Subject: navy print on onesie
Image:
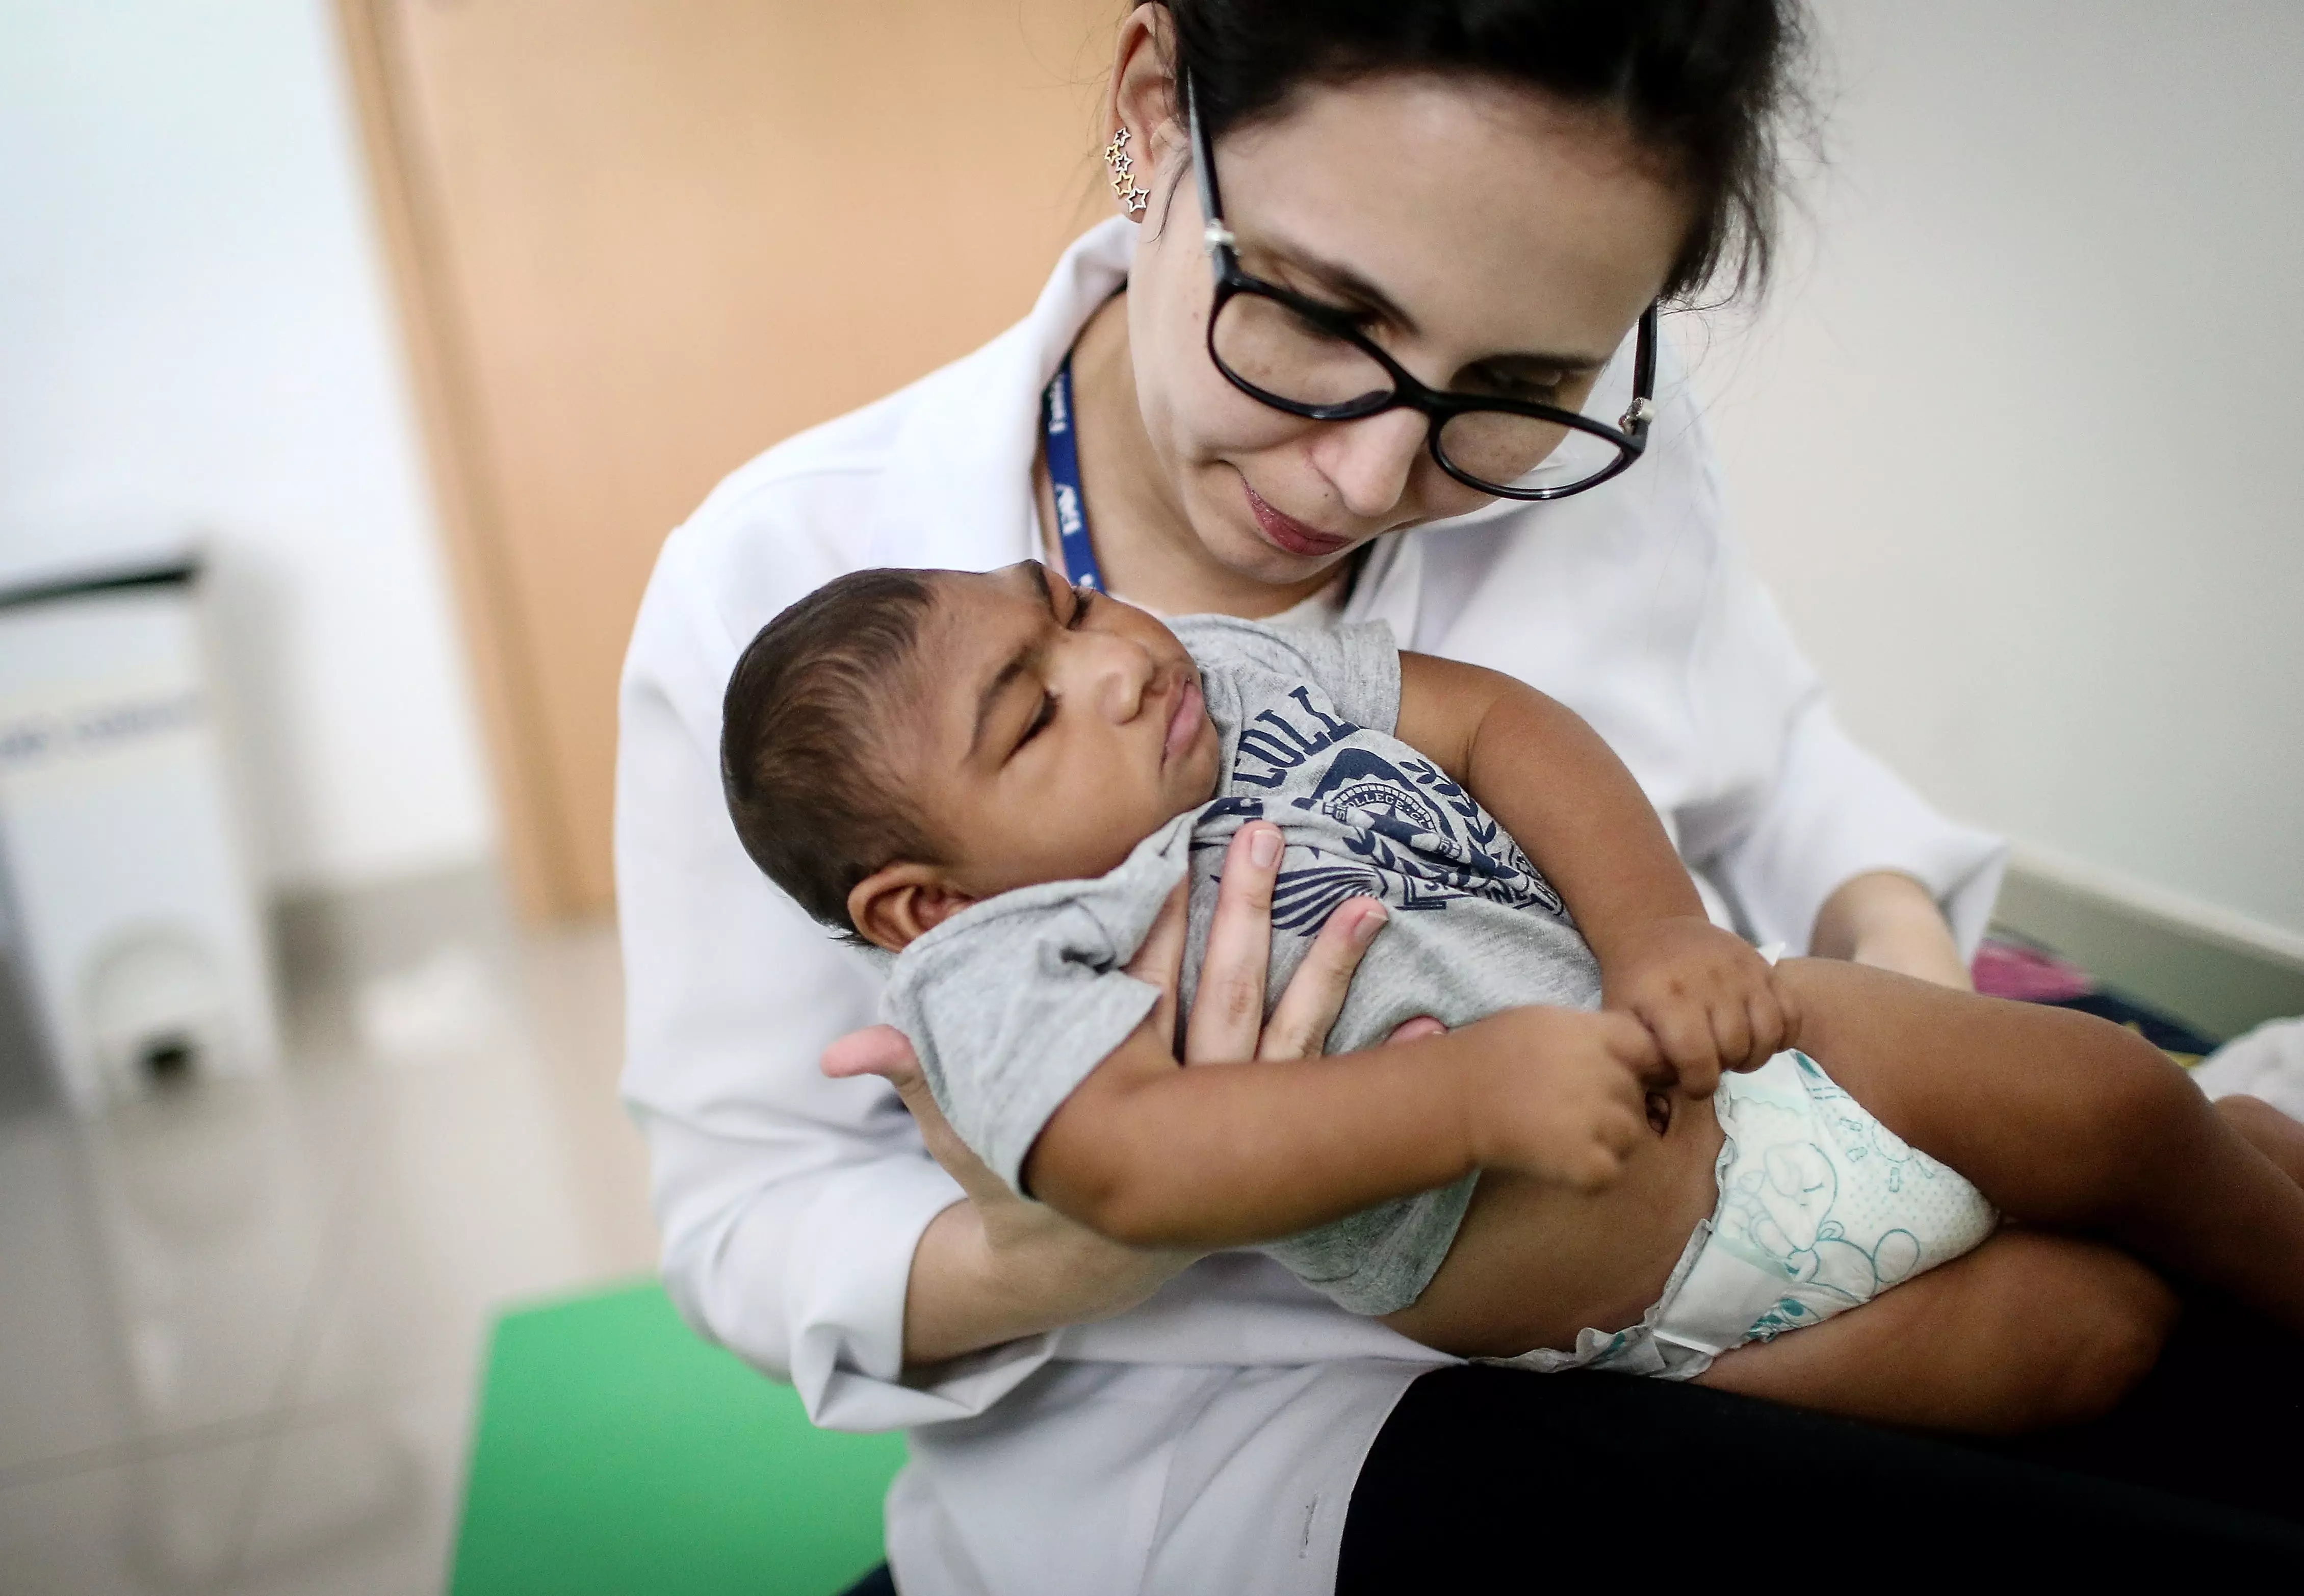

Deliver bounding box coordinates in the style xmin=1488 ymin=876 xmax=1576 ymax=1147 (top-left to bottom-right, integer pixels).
xmin=1163 ymin=617 xmax=1601 ymax=1315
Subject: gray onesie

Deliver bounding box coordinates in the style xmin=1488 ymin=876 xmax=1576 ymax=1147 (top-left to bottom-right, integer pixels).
xmin=884 ymin=615 xmax=1602 ymax=1316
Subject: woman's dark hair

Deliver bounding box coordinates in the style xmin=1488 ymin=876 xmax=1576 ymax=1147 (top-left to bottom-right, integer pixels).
xmin=1154 ymin=0 xmax=1807 ymax=302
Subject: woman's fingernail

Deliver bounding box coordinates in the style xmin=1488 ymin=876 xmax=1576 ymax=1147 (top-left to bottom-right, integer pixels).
xmin=1352 ymin=903 xmax=1388 ymax=944
xmin=1250 ymin=827 xmax=1282 ymax=869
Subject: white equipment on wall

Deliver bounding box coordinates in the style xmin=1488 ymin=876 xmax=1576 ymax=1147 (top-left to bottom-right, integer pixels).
xmin=0 ymin=547 xmax=278 ymax=1110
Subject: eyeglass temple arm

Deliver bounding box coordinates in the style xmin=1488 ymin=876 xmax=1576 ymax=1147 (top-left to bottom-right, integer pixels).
xmin=1622 ymin=304 xmax=1662 ymax=431
xmin=1182 ymin=72 xmax=1234 ymax=250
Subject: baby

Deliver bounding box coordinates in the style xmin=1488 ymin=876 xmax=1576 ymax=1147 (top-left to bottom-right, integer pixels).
xmin=721 ymin=561 xmax=2304 ymax=1377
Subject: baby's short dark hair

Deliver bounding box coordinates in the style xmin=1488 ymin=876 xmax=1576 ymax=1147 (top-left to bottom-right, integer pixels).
xmin=720 ymin=569 xmax=944 ymax=938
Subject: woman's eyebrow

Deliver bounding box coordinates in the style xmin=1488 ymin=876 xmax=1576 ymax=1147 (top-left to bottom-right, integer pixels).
xmin=1469 ymin=349 xmax=1610 ymax=380
xmin=1258 ymin=233 xmax=1617 ymax=372
xmin=1257 ymin=236 xmax=1422 ymax=336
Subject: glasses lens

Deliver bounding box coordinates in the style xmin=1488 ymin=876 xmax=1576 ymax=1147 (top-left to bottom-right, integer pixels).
xmin=1433 ymin=333 xmax=1642 ymax=495
xmin=1435 ymin=410 xmax=1627 ymax=494
xmin=1211 ymin=289 xmax=1393 ymax=412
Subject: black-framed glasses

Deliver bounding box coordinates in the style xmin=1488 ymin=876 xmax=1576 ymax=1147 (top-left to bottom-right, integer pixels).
xmin=1184 ymin=74 xmax=1659 ymax=501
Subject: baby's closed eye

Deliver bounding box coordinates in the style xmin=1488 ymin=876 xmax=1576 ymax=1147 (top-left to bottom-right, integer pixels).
xmin=1018 ymin=690 xmax=1057 ymax=749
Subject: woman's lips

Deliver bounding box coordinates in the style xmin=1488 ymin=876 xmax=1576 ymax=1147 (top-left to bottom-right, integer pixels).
xmin=1162 ymin=677 xmax=1205 ymax=766
xmin=1242 ymin=481 xmax=1353 ymax=558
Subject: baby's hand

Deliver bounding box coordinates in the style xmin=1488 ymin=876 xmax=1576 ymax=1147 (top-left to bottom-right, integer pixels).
xmin=1600 ymin=917 xmax=1800 ymax=1097
xmin=1463 ymin=1007 xmax=1670 ymax=1193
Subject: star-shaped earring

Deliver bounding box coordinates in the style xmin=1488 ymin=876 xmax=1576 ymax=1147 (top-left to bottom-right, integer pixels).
xmin=1105 ymin=126 xmax=1149 ymax=215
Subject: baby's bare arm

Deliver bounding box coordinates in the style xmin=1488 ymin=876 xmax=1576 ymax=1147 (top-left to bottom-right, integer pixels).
xmin=1394 ymin=653 xmax=1703 ymax=951
xmin=1395 ymin=653 xmax=1795 ymax=1087
xmin=1022 ymin=1005 xmax=1664 ymax=1250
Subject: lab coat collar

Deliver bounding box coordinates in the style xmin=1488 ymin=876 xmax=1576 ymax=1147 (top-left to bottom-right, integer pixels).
xmin=866 ymin=220 xmax=1138 ymax=575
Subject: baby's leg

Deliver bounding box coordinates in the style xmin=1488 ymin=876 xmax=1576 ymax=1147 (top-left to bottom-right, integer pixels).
xmin=2219 ymin=1094 xmax=2304 ymax=1184
xmin=1696 ymin=1228 xmax=2176 ymax=1432
xmin=1780 ymin=959 xmax=2304 ymax=1330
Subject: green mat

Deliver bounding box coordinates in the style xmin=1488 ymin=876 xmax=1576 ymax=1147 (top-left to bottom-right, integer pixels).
xmin=453 ymin=1281 xmax=907 ymax=1596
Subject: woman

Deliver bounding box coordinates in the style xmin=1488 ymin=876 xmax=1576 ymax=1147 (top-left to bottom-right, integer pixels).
xmin=616 ymin=4 xmax=2186 ymax=1589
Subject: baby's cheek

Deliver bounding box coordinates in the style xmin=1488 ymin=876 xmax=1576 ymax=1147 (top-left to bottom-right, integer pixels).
xmin=1027 ymin=796 xmax=1170 ymax=886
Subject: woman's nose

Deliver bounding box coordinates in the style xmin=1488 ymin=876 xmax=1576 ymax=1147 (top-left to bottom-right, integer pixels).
xmin=1309 ymin=407 xmax=1428 ymax=519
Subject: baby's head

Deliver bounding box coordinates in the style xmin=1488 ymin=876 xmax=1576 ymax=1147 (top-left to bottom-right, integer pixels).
xmin=722 ymin=563 xmax=1221 ymax=953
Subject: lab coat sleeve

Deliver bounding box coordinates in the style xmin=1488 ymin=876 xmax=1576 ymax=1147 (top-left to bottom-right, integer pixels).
xmin=1673 ymin=513 xmax=2007 ymax=961
xmin=615 ymin=525 xmax=1059 ymax=1432
xmin=1709 ymin=694 xmax=2008 ymax=958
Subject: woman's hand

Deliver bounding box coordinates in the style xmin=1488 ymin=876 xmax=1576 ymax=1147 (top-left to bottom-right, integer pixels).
xmin=1176 ymin=821 xmax=1397 ymax=1062
xmin=832 ymin=820 xmax=1412 ymax=1368
xmin=1811 ymin=870 xmax=1974 ymax=990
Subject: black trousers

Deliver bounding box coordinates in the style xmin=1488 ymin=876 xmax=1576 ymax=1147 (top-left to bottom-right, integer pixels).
xmin=1338 ymin=1290 xmax=2304 ymax=1585
xmin=840 ymin=1293 xmax=2304 ymax=1593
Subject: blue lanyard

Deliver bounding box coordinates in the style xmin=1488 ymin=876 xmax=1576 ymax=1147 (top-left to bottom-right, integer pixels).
xmin=1041 ymin=356 xmax=1104 ymax=591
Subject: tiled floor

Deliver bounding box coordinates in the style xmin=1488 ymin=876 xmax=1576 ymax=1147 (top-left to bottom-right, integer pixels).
xmin=0 ymin=909 xmax=655 ymax=1594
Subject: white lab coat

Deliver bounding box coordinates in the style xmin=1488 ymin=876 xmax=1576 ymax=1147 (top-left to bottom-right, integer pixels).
xmin=615 ymin=220 xmax=2005 ymax=1595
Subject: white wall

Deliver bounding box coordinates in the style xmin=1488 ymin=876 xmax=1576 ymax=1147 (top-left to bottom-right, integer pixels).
xmin=0 ymin=0 xmax=494 ymax=894
xmin=1701 ymin=0 xmax=2304 ymax=943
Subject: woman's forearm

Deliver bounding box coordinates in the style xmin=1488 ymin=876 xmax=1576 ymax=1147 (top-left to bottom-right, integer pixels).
xmin=905 ymin=1200 xmax=1032 ymax=1366
xmin=902 ymin=1198 xmax=1193 ymax=1366
xmin=1811 ymin=870 xmax=1973 ymax=989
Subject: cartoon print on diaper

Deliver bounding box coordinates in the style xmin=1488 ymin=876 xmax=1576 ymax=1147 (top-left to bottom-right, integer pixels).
xmin=1208 ymin=681 xmax=1567 ymax=934
xmin=1716 ymin=1130 xmax=1924 ymax=1338
xmin=1715 ymin=1054 xmax=1986 ymax=1342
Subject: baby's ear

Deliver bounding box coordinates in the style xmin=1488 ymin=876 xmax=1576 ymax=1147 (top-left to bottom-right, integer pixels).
xmin=848 ymin=864 xmax=977 ymax=954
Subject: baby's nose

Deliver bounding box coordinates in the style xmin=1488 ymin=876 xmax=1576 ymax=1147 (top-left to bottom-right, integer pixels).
xmin=1074 ymin=633 xmax=1155 ymax=720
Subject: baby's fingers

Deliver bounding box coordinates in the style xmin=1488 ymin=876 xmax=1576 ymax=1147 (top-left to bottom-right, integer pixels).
xmin=1594 ymin=1010 xmax=1667 ymax=1080
xmin=1638 ymin=997 xmax=1722 ymax=1098
xmin=1741 ymin=981 xmax=1789 ymax=1068
xmin=1561 ymin=1094 xmax=1647 ymax=1192
xmin=1773 ymin=969 xmax=1804 ymax=1056
xmin=1259 ymin=897 xmax=1389 ymax=1060
xmin=1707 ymin=987 xmax=1755 ymax=1075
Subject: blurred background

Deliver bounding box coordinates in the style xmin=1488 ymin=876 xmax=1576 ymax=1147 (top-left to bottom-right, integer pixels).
xmin=0 ymin=1 xmax=2297 ymax=1591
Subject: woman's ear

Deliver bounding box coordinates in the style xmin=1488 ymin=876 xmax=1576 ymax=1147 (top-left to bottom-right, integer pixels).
xmin=1107 ymin=2 xmax=1184 ymax=193
xmin=848 ymin=863 xmax=977 ymax=954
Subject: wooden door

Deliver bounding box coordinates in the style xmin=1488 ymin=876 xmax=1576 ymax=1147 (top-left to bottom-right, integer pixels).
xmin=338 ymin=1 xmax=1117 ymax=917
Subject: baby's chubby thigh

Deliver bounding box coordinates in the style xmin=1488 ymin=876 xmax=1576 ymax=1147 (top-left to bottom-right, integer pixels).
xmin=1380 ymin=1087 xmax=1727 ymax=1359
